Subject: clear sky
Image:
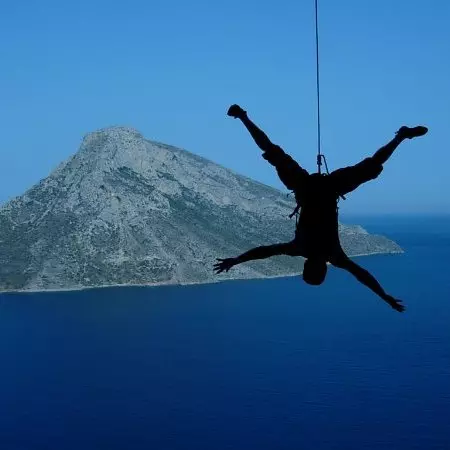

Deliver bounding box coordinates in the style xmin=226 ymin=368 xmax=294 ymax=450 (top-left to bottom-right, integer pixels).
xmin=1 ymin=0 xmax=449 ymax=215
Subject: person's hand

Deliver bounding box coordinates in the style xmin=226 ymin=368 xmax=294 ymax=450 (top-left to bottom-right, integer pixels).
xmin=213 ymin=258 xmax=236 ymax=274
xmin=384 ymin=295 xmax=405 ymax=312
xmin=227 ymin=104 xmax=247 ymax=119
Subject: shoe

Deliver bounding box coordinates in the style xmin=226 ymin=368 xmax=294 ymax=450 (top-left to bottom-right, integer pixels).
xmin=397 ymin=126 xmax=428 ymax=139
xmin=227 ymin=104 xmax=246 ymax=119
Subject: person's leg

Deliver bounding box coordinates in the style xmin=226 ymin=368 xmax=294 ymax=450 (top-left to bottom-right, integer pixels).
xmin=227 ymin=105 xmax=309 ymax=187
xmin=330 ymin=125 xmax=428 ymax=196
xmin=372 ymin=125 xmax=428 ymax=165
xmin=329 ymin=158 xmax=383 ymax=197
xmin=227 ymin=104 xmax=275 ymax=153
xmin=240 ymin=114 xmax=276 ymax=154
xmin=371 ymin=135 xmax=403 ymax=165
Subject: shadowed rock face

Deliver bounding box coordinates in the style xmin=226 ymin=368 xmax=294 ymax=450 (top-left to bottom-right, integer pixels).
xmin=0 ymin=126 xmax=402 ymax=291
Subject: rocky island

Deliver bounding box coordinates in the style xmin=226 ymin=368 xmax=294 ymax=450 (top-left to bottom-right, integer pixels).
xmin=0 ymin=127 xmax=402 ymax=292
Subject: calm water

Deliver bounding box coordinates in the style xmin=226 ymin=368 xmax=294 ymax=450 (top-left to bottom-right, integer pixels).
xmin=1 ymin=216 xmax=449 ymax=450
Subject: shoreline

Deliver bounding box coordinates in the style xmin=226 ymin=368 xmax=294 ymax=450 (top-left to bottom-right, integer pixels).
xmin=0 ymin=250 xmax=403 ymax=295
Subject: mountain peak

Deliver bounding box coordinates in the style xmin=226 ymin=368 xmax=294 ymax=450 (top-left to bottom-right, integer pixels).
xmin=75 ymin=125 xmax=151 ymax=171
xmin=84 ymin=126 xmax=143 ymax=140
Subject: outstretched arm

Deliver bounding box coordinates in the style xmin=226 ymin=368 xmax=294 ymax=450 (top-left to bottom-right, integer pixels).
xmin=214 ymin=243 xmax=295 ymax=274
xmin=227 ymin=104 xmax=278 ymax=153
xmin=331 ymin=255 xmax=405 ymax=312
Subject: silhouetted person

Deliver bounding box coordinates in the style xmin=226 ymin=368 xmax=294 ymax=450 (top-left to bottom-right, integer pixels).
xmin=214 ymin=104 xmax=428 ymax=312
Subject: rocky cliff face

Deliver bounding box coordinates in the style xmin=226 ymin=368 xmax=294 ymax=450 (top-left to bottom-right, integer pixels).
xmin=0 ymin=127 xmax=402 ymax=291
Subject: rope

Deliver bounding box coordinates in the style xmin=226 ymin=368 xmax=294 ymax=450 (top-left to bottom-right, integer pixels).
xmin=287 ymin=0 xmax=345 ymax=223
xmin=314 ymin=1 xmax=345 ymax=203
xmin=314 ymin=0 xmax=322 ymax=174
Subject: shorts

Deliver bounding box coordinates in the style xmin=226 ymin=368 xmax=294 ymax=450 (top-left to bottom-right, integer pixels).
xmin=262 ymin=145 xmax=309 ymax=192
xmin=329 ymin=157 xmax=383 ymax=196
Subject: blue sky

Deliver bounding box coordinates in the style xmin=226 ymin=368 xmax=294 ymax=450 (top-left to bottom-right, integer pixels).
xmin=1 ymin=0 xmax=448 ymax=214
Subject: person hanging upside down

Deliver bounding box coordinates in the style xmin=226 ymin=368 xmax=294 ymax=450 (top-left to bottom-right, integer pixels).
xmin=214 ymin=104 xmax=428 ymax=313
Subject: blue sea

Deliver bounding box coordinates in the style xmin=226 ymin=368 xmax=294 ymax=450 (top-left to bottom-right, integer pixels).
xmin=1 ymin=216 xmax=449 ymax=450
